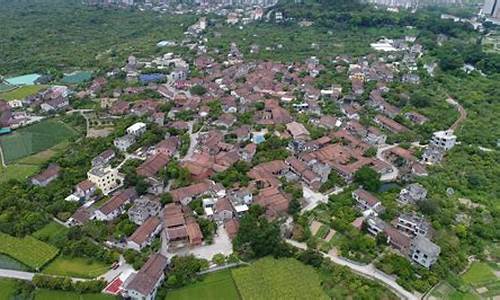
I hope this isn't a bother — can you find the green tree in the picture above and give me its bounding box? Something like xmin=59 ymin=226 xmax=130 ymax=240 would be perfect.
xmin=354 ymin=166 xmax=381 ymax=192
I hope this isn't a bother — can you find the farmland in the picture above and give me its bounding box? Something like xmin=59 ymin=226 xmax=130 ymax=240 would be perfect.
xmin=0 ymin=233 xmax=59 ymax=270
xmin=0 ymin=279 xmax=17 ymax=300
xmin=231 ymin=257 xmax=328 ymax=300
xmin=34 ymin=290 xmax=117 ymax=300
xmin=0 ymin=85 xmax=47 ymax=101
xmin=166 ymin=269 xmax=239 ymax=300
xmin=43 ymin=256 xmax=109 ymax=279
xmin=0 ymin=119 xmax=77 ymax=163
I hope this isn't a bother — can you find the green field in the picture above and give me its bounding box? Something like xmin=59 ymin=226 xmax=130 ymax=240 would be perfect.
xmin=43 ymin=256 xmax=109 ymax=279
xmin=0 ymin=119 xmax=77 ymax=163
xmin=0 ymin=163 xmax=39 ymax=183
xmin=231 ymin=257 xmax=328 ymax=300
xmin=166 ymin=270 xmax=239 ymax=300
xmin=32 ymin=222 xmax=69 ymax=245
xmin=34 ymin=290 xmax=116 ymax=300
xmin=0 ymin=233 xmax=59 ymax=270
xmin=0 ymin=85 xmax=47 ymax=101
xmin=0 ymin=278 xmax=17 ymax=300
xmin=462 ymin=262 xmax=497 ymax=286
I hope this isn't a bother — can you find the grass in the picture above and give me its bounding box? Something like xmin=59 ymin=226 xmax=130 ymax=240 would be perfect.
xmin=32 ymin=222 xmax=69 ymax=245
xmin=0 ymin=233 xmax=59 ymax=270
xmin=0 ymin=119 xmax=77 ymax=163
xmin=231 ymin=257 xmax=328 ymax=300
xmin=462 ymin=262 xmax=497 ymax=286
xmin=0 ymin=163 xmax=39 ymax=183
xmin=166 ymin=270 xmax=240 ymax=300
xmin=34 ymin=289 xmax=116 ymax=300
xmin=43 ymin=256 xmax=109 ymax=279
xmin=0 ymin=85 xmax=47 ymax=101
xmin=0 ymin=278 xmax=17 ymax=300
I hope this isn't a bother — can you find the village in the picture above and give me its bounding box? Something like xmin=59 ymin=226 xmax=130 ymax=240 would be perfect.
xmin=0 ymin=6 xmax=478 ymax=300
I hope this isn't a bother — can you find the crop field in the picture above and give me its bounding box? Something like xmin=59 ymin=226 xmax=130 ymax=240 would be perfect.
xmin=34 ymin=290 xmax=116 ymax=300
xmin=166 ymin=269 xmax=239 ymax=300
xmin=231 ymin=257 xmax=328 ymax=300
xmin=0 ymin=233 xmax=59 ymax=270
xmin=32 ymin=222 xmax=69 ymax=245
xmin=0 ymin=163 xmax=39 ymax=183
xmin=0 ymin=85 xmax=47 ymax=101
xmin=43 ymin=256 xmax=109 ymax=279
xmin=0 ymin=119 xmax=77 ymax=163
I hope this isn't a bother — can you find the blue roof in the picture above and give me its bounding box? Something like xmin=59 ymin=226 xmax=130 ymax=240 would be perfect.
xmin=0 ymin=128 xmax=12 ymax=135
xmin=139 ymin=73 xmax=166 ymax=84
xmin=253 ymin=133 xmax=266 ymax=144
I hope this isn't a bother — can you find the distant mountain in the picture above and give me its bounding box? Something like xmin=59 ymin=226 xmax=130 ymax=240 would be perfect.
xmin=365 ymin=0 xmax=464 ymax=9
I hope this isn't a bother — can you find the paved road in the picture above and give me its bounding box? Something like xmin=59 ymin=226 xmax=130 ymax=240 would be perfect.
xmin=376 ymin=144 xmax=399 ymax=182
xmin=301 ymin=185 xmax=344 ymax=213
xmin=99 ymin=256 xmax=134 ymax=283
xmin=285 ymin=240 xmax=418 ymax=300
xmin=0 ymin=268 xmax=87 ymax=282
xmin=182 ymin=121 xmax=201 ymax=161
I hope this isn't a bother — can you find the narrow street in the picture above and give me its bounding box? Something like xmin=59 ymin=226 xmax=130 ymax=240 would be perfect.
xmin=0 ymin=268 xmax=87 ymax=282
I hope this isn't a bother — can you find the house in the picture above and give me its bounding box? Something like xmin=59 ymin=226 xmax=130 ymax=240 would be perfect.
xmin=384 ymin=225 xmax=412 ymax=255
xmin=155 ymin=136 xmax=179 ymax=157
xmin=254 ymin=187 xmax=290 ymax=220
xmin=127 ymin=122 xmax=147 ymax=136
xmin=186 ymin=218 xmax=203 ymax=246
xmin=398 ymin=183 xmax=427 ymax=204
xmin=286 ymin=157 xmax=322 ymax=190
xmin=162 ymin=203 xmax=188 ymax=245
xmin=40 ymin=97 xmax=69 ymax=112
xmin=422 ymin=146 xmax=445 ymax=164
xmin=87 ymin=166 xmax=122 ymax=195
xmin=430 ymin=130 xmax=456 ymax=151
xmin=114 ymin=134 xmax=136 ymax=152
xmin=94 ymin=188 xmax=137 ymax=221
xmin=170 ymin=181 xmax=224 ymax=206
xmin=127 ymin=217 xmax=162 ymax=251
xmin=395 ymin=213 xmax=431 ymax=237
xmin=365 ymin=216 xmax=386 ymax=236
xmin=352 ymin=188 xmax=384 ymax=216
xmin=224 ymin=218 xmax=240 ymax=239
xmin=91 ymin=149 xmax=115 ymax=167
xmin=318 ymin=115 xmax=338 ymax=130
xmin=214 ymin=197 xmax=233 ymax=223
xmin=286 ymin=122 xmax=310 ymax=141
xmin=31 ymin=164 xmax=60 ymax=187
xmin=110 ymin=101 xmax=130 ymax=115
xmin=233 ymin=126 xmax=251 ymax=142
xmin=67 ymin=206 xmax=92 ymax=227
xmin=214 ymin=113 xmax=236 ymax=128
xmin=128 ymin=196 xmax=162 ymax=225
xmin=137 ymin=153 xmax=169 ymax=178
xmin=74 ymin=180 xmax=96 ymax=200
xmin=405 ymin=112 xmax=429 ymax=125
xmin=410 ymin=236 xmax=440 ymax=268
xmin=374 ymin=115 xmax=409 ymax=134
xmin=123 ymin=253 xmax=168 ymax=300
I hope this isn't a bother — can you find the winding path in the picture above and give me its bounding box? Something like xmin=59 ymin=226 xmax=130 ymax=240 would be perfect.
xmin=285 ymin=239 xmax=418 ymax=300
xmin=446 ymin=97 xmax=466 ymax=132
xmin=376 ymin=144 xmax=399 ymax=182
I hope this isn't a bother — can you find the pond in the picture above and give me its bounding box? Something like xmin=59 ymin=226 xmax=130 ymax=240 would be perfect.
xmin=378 ymin=182 xmax=401 ymax=193
xmin=0 ymin=254 xmax=30 ymax=271
xmin=5 ymin=74 xmax=41 ymax=85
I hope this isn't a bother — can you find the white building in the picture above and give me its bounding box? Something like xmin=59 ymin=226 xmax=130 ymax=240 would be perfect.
xmin=430 ymin=130 xmax=456 ymax=151
xmin=127 ymin=122 xmax=147 ymax=136
xmin=410 ymin=236 xmax=440 ymax=269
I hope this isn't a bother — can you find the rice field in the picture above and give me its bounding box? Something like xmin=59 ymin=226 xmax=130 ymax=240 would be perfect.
xmin=0 ymin=233 xmax=59 ymax=270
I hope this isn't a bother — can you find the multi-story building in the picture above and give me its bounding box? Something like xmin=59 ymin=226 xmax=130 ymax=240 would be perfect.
xmin=410 ymin=236 xmax=441 ymax=268
xmin=430 ymin=130 xmax=456 ymax=151
xmin=87 ymin=166 xmax=123 ymax=195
